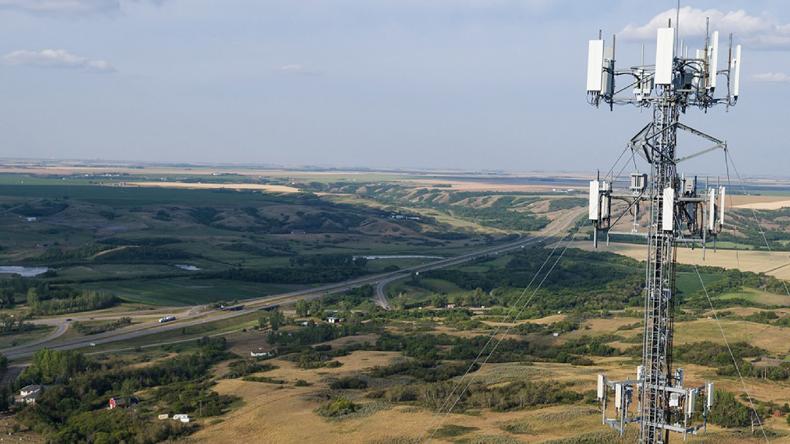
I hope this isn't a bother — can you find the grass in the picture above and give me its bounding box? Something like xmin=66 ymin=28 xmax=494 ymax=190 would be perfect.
xmin=84 ymin=311 xmax=263 ymax=354
xmin=82 ymin=278 xmax=311 ymax=306
xmin=676 ymin=270 xmax=725 ymax=296
xmin=718 ymin=288 xmax=790 ymax=306
xmin=433 ymin=424 xmax=479 ymax=438
xmin=0 ymin=324 xmax=54 ymax=349
xmin=673 ymin=318 xmax=790 ymax=355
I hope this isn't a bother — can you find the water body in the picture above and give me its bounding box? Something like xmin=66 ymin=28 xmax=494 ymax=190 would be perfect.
xmin=175 ymin=264 xmax=201 ymax=271
xmin=0 ymin=266 xmax=49 ymax=277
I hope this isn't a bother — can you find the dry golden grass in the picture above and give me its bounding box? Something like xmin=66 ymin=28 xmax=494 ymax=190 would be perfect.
xmin=571 ymin=241 xmax=790 ymax=280
xmin=122 ymin=181 xmax=299 ymax=193
xmin=673 ymin=318 xmax=790 ymax=355
xmin=407 ymin=179 xmax=581 ymax=193
xmin=188 ymin=351 xmax=780 ymax=444
xmin=730 ymin=194 xmax=790 ymax=210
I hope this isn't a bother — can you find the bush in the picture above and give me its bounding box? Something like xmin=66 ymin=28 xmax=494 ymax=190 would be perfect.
xmin=709 ymin=390 xmax=753 ymax=428
xmin=73 ymin=317 xmax=132 ymax=335
xmin=317 ymin=397 xmax=357 ymax=417
xmin=330 ymin=376 xmax=368 ymax=390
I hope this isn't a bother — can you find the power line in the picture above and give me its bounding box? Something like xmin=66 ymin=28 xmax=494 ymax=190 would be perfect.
xmin=675 ymin=221 xmax=770 ymax=442
xmin=424 ymin=223 xmax=585 ymax=442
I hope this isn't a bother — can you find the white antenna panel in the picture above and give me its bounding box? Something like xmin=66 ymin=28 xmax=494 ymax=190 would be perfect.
xmin=589 ymin=180 xmax=600 ymax=220
xmin=686 ymin=389 xmax=696 ymax=417
xmin=709 ymin=31 xmax=719 ymax=89
xmin=614 ymin=383 xmax=623 ymax=409
xmin=708 ymin=188 xmax=716 ymax=231
xmin=706 ymin=382 xmax=715 ymax=408
xmin=733 ymin=45 xmax=742 ymax=97
xmin=587 ymin=40 xmax=604 ymax=92
xmin=597 ymin=374 xmax=605 ymax=399
xmin=662 ymin=187 xmax=675 ymax=231
xmin=655 ymin=28 xmax=675 ymax=85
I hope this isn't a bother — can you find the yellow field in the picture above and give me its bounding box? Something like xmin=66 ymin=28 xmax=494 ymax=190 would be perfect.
xmin=571 ymin=241 xmax=790 ymax=280
xmin=186 ymin=349 xmax=780 ymax=444
xmin=730 ymin=194 xmax=790 ymax=210
xmin=121 ymin=181 xmax=300 ymax=193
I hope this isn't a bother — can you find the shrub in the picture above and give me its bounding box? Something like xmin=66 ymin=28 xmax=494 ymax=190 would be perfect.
xmin=317 ymin=397 xmax=358 ymax=417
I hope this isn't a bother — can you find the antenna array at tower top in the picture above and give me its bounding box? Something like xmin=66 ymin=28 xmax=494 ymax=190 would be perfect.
xmin=586 ymin=21 xmax=742 ymax=111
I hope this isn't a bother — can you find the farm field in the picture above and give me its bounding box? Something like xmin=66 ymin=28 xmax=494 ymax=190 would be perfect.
xmin=572 ymin=241 xmax=790 ymax=280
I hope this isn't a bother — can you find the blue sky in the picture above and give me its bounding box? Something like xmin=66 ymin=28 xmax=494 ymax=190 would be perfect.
xmin=0 ymin=0 xmax=788 ymax=175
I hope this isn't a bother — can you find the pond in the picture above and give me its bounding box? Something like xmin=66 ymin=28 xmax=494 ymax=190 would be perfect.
xmin=0 ymin=266 xmax=49 ymax=277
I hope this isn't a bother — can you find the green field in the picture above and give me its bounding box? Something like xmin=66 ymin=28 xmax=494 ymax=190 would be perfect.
xmin=0 ymin=325 xmax=53 ymax=349
xmin=81 ymin=278 xmax=311 ymax=306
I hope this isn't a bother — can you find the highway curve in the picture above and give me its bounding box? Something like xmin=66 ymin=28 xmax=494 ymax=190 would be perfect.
xmin=2 ymin=209 xmax=583 ymax=361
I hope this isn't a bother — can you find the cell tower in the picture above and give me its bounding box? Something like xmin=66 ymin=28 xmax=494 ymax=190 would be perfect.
xmin=585 ymin=16 xmax=742 ymax=444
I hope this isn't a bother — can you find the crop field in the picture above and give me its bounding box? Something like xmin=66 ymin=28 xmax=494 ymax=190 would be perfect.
xmin=573 ymin=241 xmax=790 ymax=280
xmin=80 ymin=278 xmax=309 ymax=306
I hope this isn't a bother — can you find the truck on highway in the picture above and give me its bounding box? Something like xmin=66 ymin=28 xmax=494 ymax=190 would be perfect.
xmin=158 ymin=315 xmax=176 ymax=323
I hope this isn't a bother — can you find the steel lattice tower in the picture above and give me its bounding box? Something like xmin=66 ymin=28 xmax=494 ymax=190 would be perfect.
xmin=585 ymin=18 xmax=742 ymax=444
xmin=640 ymin=93 xmax=679 ymax=444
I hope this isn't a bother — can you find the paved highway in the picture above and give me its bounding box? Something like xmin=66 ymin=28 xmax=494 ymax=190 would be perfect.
xmin=2 ymin=210 xmax=582 ymax=361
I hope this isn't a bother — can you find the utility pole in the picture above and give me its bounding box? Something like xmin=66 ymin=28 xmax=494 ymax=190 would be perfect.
xmin=585 ymin=15 xmax=742 ymax=444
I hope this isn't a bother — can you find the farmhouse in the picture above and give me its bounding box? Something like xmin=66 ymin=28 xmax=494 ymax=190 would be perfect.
xmin=15 ymin=385 xmax=42 ymax=405
xmin=109 ymin=396 xmax=139 ymax=409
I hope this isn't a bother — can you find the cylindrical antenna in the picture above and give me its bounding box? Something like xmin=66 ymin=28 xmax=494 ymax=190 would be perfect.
xmin=641 ymin=44 xmax=645 ymax=66
xmin=612 ymin=34 xmax=616 ymax=62
xmin=705 ymin=17 xmax=710 ymax=86
xmin=599 ymin=29 xmax=602 ymax=40
xmin=676 ymin=0 xmax=681 ymax=54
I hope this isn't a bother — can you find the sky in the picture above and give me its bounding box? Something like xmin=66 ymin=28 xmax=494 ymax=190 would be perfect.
xmin=0 ymin=0 xmax=788 ymax=176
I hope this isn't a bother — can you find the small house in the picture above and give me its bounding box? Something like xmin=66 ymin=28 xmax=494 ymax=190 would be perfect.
xmin=109 ymin=396 xmax=139 ymax=409
xmin=172 ymin=414 xmax=190 ymax=423
xmin=15 ymin=385 xmax=42 ymax=404
xmin=327 ymin=316 xmax=343 ymax=324
xmin=250 ymin=351 xmax=273 ymax=358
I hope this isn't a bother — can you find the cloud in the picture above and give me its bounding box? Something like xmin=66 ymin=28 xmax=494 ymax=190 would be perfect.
xmin=752 ymin=72 xmax=790 ymax=83
xmin=277 ymin=64 xmax=322 ymax=76
xmin=619 ymin=7 xmax=790 ymax=49
xmin=3 ymin=49 xmax=115 ymax=73
xmin=0 ymin=0 xmax=166 ymax=16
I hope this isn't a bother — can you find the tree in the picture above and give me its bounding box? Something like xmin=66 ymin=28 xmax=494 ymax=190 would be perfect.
xmin=19 ymin=349 xmax=87 ymax=385
xmin=709 ymin=390 xmax=752 ymax=428
xmin=308 ymin=300 xmax=322 ymax=316
xmin=26 ymin=288 xmax=39 ymax=310
xmin=269 ymin=310 xmax=285 ymax=331
xmin=0 ymin=386 xmax=9 ymax=412
xmin=295 ymin=300 xmax=309 ymax=317
xmin=431 ymin=294 xmax=448 ymax=308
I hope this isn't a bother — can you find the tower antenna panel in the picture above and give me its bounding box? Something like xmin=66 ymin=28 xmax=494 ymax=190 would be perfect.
xmin=709 ymin=30 xmax=719 ymax=89
xmin=733 ymin=44 xmax=742 ymax=98
xmin=655 ymin=27 xmax=675 ymax=85
xmin=587 ymin=39 xmax=605 ymax=92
